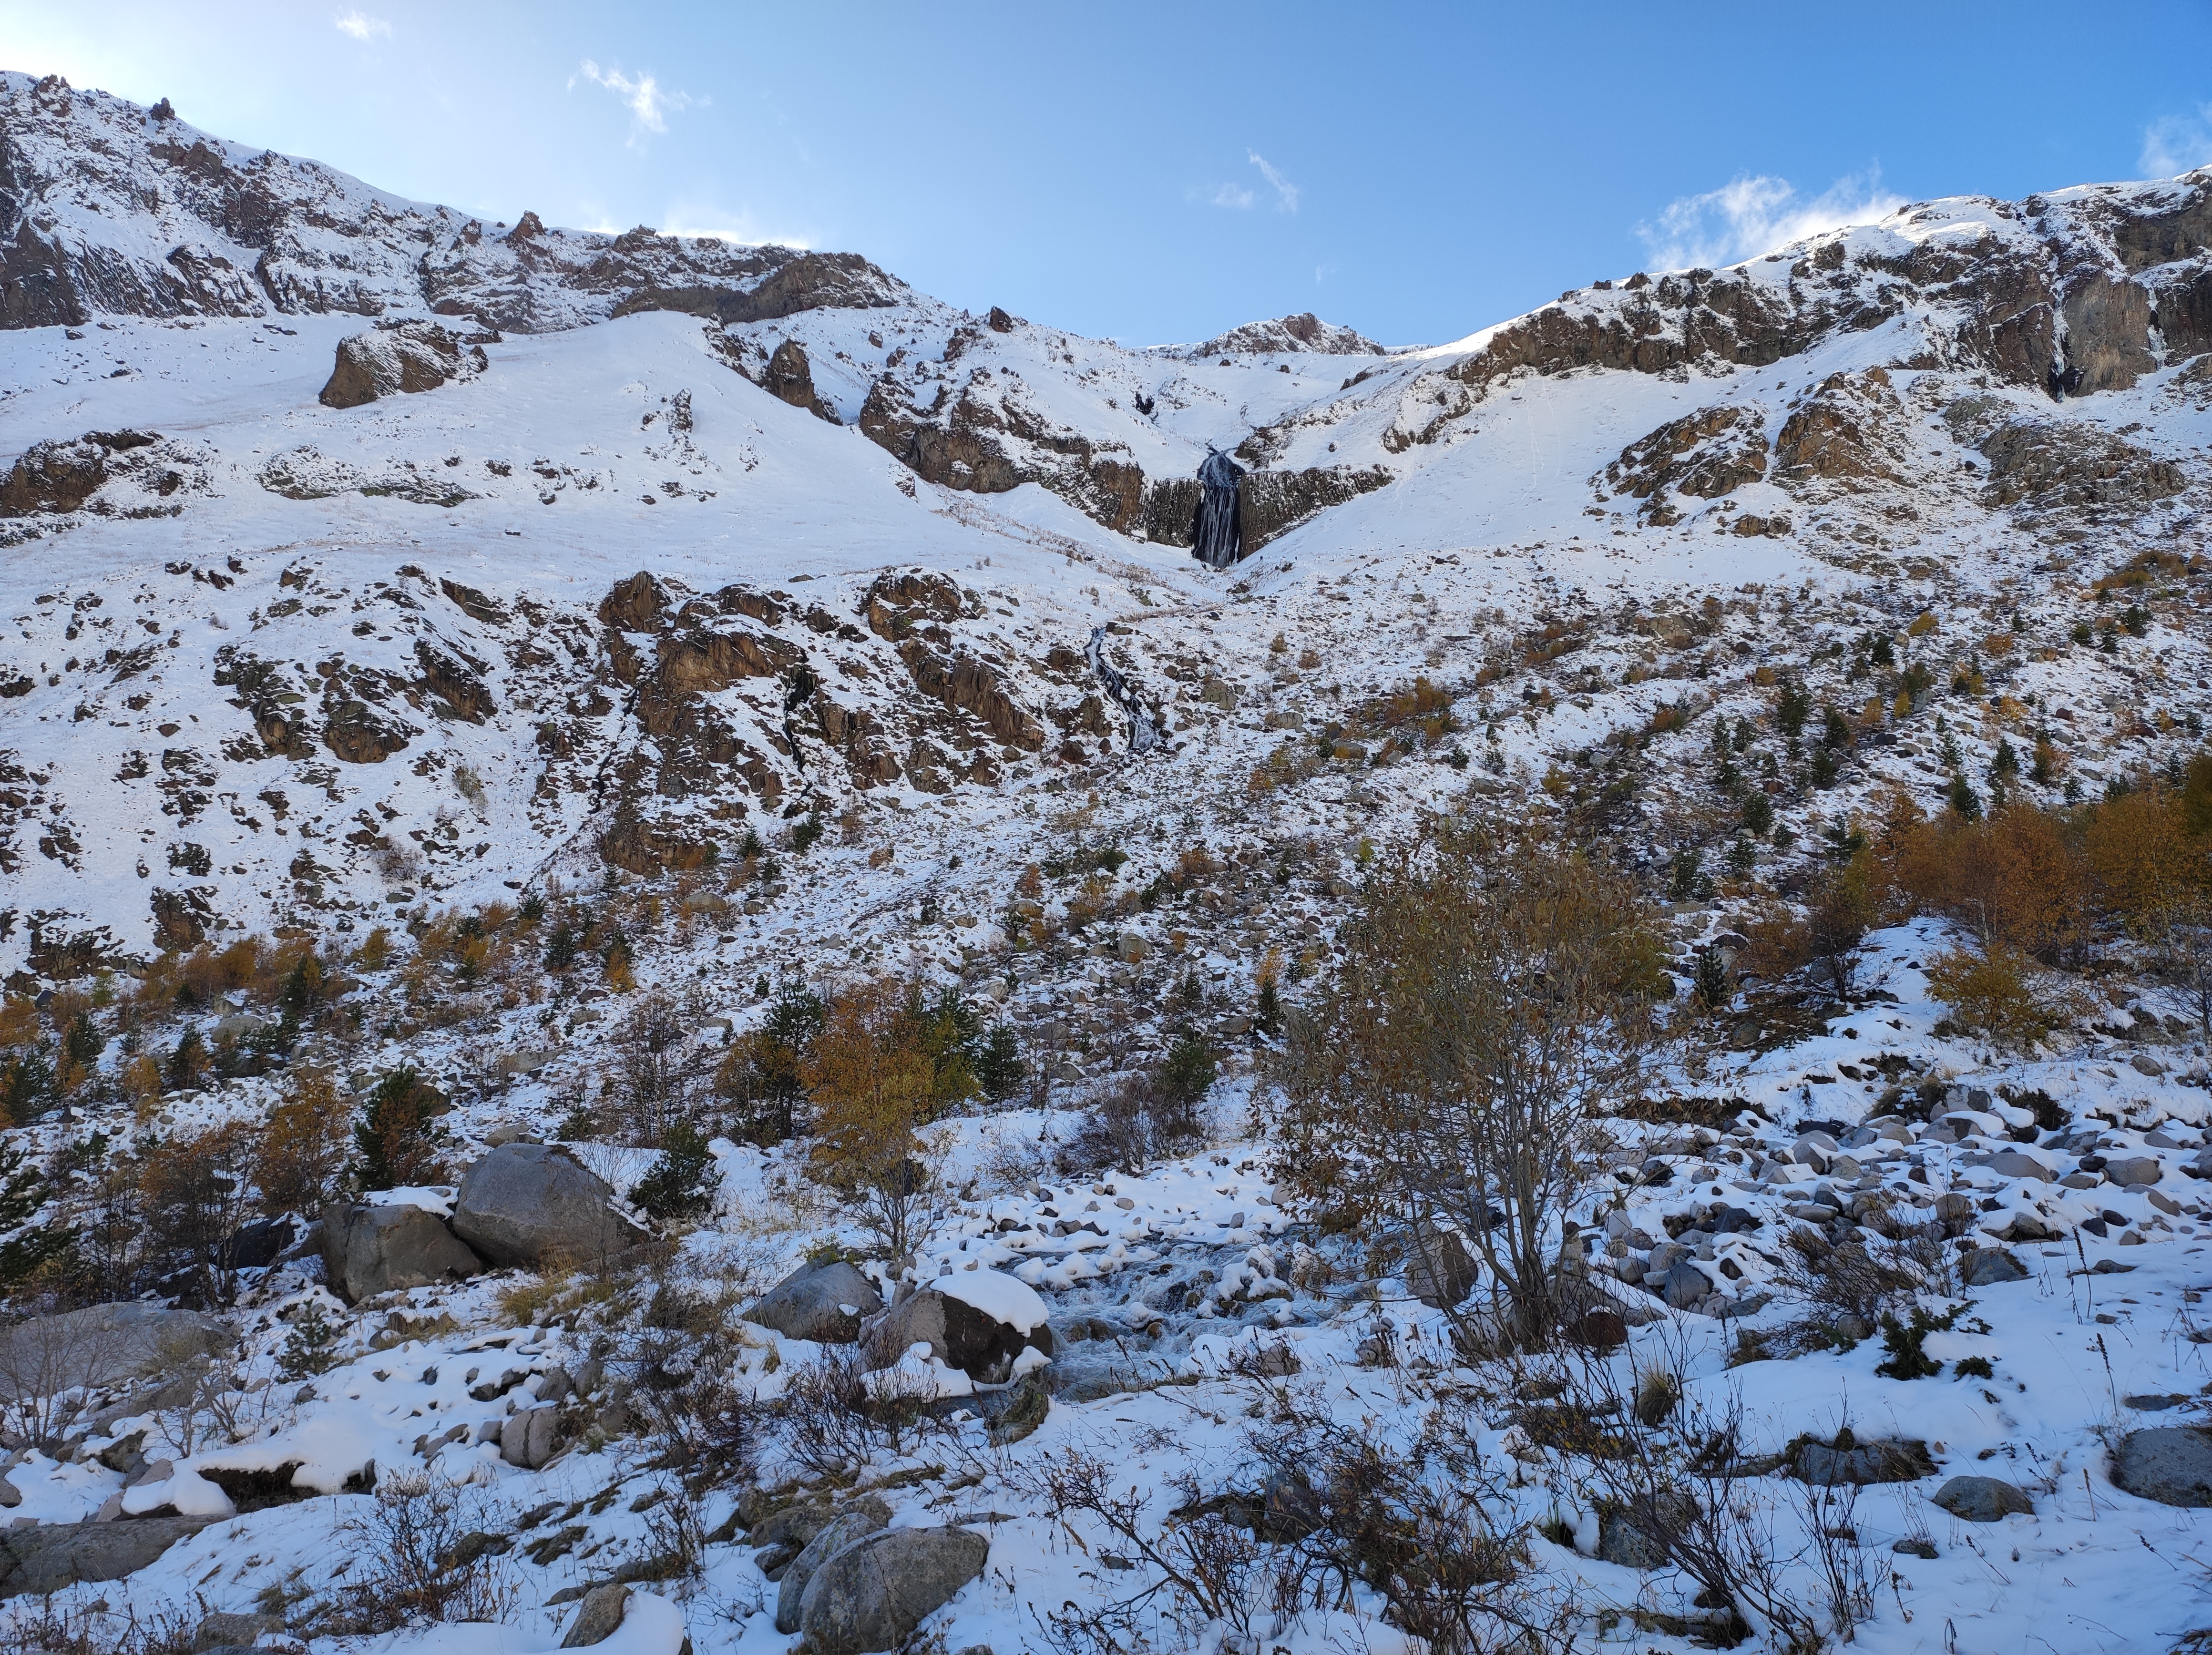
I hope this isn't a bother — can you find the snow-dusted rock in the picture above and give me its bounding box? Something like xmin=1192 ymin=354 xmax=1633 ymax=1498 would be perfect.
xmin=1961 ymin=1248 xmax=2031 ymax=1285
xmin=560 ymin=1583 xmax=631 ymax=1648
xmin=776 ymin=1509 xmax=886 ymax=1632
xmin=2111 ymin=1426 xmax=2212 ymax=1507
xmin=744 ymin=1260 xmax=884 ymax=1344
xmin=0 ymin=1515 xmax=215 ymax=1599
xmin=318 ymin=318 xmax=486 ymax=409
xmin=451 ymin=1144 xmax=633 ymax=1268
xmin=797 ymin=1526 xmax=989 ymax=1655
xmin=500 ymin=1405 xmax=559 ymax=1470
xmin=321 ymin=1202 xmax=482 ymax=1303
xmin=1932 ymin=1476 xmax=2034 ymax=1522
xmin=2105 ymin=1155 xmax=2164 ymax=1188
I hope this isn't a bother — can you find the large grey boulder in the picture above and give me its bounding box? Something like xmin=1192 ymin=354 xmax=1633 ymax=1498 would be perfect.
xmin=500 ymin=1405 xmax=559 ymax=1470
xmin=745 ymin=1261 xmax=884 ymax=1344
xmin=2112 ymin=1426 xmax=2212 ymax=1506
xmin=451 ymin=1144 xmax=633 ymax=1268
xmin=864 ymin=1288 xmax=1052 ymax=1384
xmin=0 ymin=1304 xmax=230 ymax=1410
xmin=560 ymin=1583 xmax=630 ymax=1648
xmin=798 ymin=1526 xmax=989 ymax=1654
xmin=1931 ymin=1476 xmax=2033 ymax=1522
xmin=321 ymin=1202 xmax=482 ymax=1303
xmin=776 ymin=1509 xmax=886 ymax=1632
xmin=0 ymin=1515 xmax=215 ymax=1598
xmin=1661 ymin=1260 xmax=1711 ymax=1309
xmin=1961 ymin=1248 xmax=2030 ymax=1286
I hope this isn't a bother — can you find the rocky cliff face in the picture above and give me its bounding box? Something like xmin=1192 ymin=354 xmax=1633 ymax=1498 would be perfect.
xmin=1380 ymin=176 xmax=2212 ymax=456
xmin=0 ymin=72 xmax=908 ymax=333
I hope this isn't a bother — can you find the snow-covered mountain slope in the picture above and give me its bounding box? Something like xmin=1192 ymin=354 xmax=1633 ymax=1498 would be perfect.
xmin=7 ymin=73 xmax=2212 ymax=974
xmin=18 ymin=74 xmax=2212 ymax=1655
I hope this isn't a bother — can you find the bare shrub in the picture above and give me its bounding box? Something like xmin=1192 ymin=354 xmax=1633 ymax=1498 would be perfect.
xmin=775 ymin=1346 xmax=937 ymax=1481
xmin=0 ymin=1597 xmax=197 ymax=1655
xmin=1012 ymin=1445 xmax=1265 ymax=1655
xmin=1252 ymin=1391 xmax=1571 ymax=1655
xmin=1055 ymin=1070 xmax=1205 ymax=1176
xmin=325 ymin=1469 xmax=519 ymax=1633
xmin=1273 ymin=819 xmax=1666 ymax=1350
xmin=1557 ymin=1348 xmax=1819 ymax=1650
xmin=0 ymin=1308 xmax=142 ymax=1449
xmin=1788 ymin=1475 xmax=1874 ymax=1643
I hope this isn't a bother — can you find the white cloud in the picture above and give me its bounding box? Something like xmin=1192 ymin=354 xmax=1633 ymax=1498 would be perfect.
xmin=2142 ymin=106 xmax=2212 ymax=178
xmin=1636 ymin=170 xmax=1905 ymax=272
xmin=573 ymin=59 xmax=696 ymax=144
xmin=1196 ymin=152 xmax=1300 ymax=214
xmin=1248 ymin=151 xmax=1300 ymax=213
xmin=333 ymin=10 xmax=390 ymax=41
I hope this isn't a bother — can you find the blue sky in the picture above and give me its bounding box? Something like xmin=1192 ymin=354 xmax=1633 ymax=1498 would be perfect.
xmin=9 ymin=1 xmax=2212 ymax=347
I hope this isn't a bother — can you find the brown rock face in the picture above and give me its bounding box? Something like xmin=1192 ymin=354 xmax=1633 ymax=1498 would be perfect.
xmin=1977 ymin=420 xmax=2186 ymax=510
xmin=1603 ymin=406 xmax=1767 ymax=519
xmin=1773 ymin=369 xmax=1905 ymax=487
xmin=149 ymin=887 xmax=208 ymax=949
xmin=0 ymin=429 xmax=157 ymax=517
xmin=857 ymin=379 xmax=1147 ymax=532
xmin=323 ymin=699 xmax=412 ymax=764
xmin=761 ymin=337 xmax=838 ymax=423
xmin=2061 ymin=275 xmax=2157 ymax=394
xmin=862 ymin=571 xmax=973 ymax=640
xmin=318 ymin=319 xmax=485 ymax=409
xmin=897 ymin=641 xmax=1045 ymax=752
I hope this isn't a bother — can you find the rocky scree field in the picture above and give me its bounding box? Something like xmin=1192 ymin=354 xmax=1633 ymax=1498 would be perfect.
xmin=9 ymin=64 xmax=2212 ymax=1655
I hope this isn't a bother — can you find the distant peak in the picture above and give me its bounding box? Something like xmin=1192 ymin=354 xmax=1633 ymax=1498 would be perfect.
xmin=1187 ymin=311 xmax=1382 ymax=358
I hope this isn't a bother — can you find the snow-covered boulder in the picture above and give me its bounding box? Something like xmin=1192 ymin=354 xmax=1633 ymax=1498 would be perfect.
xmin=450 ymin=1144 xmax=635 ymax=1268
xmin=318 ymin=318 xmax=486 ymax=409
xmin=321 ymin=1201 xmax=482 ymax=1303
xmin=863 ymin=1273 xmax=1051 ymax=1383
xmin=744 ymin=1260 xmax=883 ymax=1344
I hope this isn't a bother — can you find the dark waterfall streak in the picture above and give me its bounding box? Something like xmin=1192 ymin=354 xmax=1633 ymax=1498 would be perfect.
xmin=1087 ymin=625 xmax=1162 ymax=753
xmin=1192 ymin=447 xmax=1244 ymax=569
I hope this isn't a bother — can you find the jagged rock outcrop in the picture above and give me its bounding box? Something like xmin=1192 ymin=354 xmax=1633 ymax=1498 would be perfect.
xmin=1977 ymin=419 xmax=2187 ymax=511
xmin=858 ymin=376 xmax=1146 ymax=531
xmin=761 ymin=337 xmax=839 ymax=423
xmin=1601 ymin=406 xmax=1767 ymax=522
xmin=0 ymin=73 xmax=910 ymax=334
xmin=1189 ymin=311 xmax=1383 ymax=357
xmin=0 ymin=429 xmax=160 ymax=517
xmin=319 ymin=318 xmax=488 ymax=408
xmin=1773 ymin=369 xmax=1908 ymax=490
xmin=1379 ymin=173 xmax=2212 ymax=453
